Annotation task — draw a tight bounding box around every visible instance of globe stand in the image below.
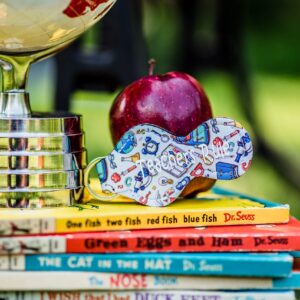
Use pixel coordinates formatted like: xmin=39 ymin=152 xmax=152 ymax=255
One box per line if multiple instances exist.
xmin=0 ymin=92 xmax=31 ymax=116
xmin=0 ymin=93 xmax=86 ymax=208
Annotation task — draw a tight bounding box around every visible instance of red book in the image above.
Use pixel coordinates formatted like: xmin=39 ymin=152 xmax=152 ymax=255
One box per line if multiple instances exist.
xmin=1 ymin=218 xmax=300 ymax=254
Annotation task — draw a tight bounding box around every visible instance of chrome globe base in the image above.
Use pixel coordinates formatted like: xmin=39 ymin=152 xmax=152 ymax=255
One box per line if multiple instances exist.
xmin=0 ymin=106 xmax=86 ymax=208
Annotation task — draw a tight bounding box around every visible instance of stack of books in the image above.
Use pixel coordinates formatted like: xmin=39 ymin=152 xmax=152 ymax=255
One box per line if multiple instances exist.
xmin=0 ymin=187 xmax=299 ymax=300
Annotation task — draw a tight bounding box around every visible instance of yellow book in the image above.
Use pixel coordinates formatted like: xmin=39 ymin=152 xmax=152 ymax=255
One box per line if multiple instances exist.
xmin=0 ymin=187 xmax=289 ymax=236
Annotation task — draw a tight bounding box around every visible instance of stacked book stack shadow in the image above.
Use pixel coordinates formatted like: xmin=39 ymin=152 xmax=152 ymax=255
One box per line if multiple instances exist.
xmin=0 ymin=188 xmax=299 ymax=300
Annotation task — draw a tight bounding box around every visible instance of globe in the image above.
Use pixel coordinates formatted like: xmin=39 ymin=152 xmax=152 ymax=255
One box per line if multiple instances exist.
xmin=0 ymin=0 xmax=117 ymax=92
xmin=0 ymin=0 xmax=117 ymax=54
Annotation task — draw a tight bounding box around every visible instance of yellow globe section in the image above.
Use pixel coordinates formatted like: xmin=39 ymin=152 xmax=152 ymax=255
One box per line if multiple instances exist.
xmin=0 ymin=0 xmax=116 ymax=53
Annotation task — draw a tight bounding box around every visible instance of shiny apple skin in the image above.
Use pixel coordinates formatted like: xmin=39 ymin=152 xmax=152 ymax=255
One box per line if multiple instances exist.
xmin=110 ymin=71 xmax=216 ymax=196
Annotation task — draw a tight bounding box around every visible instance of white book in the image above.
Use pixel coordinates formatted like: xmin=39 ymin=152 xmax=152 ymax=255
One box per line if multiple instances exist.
xmin=0 ymin=290 xmax=295 ymax=300
xmin=0 ymin=271 xmax=275 ymax=291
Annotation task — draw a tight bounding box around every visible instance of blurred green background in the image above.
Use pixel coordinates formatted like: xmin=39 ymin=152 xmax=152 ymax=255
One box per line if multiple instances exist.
xmin=28 ymin=0 xmax=300 ymax=217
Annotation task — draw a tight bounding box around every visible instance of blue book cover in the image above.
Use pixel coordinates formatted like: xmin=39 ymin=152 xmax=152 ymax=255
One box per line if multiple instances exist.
xmin=9 ymin=252 xmax=293 ymax=277
xmin=273 ymin=272 xmax=300 ymax=289
xmin=291 ymin=251 xmax=300 ymax=257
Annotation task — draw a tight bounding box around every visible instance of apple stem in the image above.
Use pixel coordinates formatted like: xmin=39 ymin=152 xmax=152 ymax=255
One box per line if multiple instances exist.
xmin=148 ymin=58 xmax=156 ymax=76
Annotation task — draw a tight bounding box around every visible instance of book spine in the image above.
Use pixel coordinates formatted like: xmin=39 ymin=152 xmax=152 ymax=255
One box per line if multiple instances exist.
xmin=1 ymin=231 xmax=300 ymax=254
xmin=0 ymin=271 xmax=275 ymax=291
xmin=2 ymin=253 xmax=293 ymax=277
xmin=0 ymin=236 xmax=66 ymax=254
xmin=0 ymin=290 xmax=295 ymax=300
xmin=0 ymin=207 xmax=289 ymax=236
xmin=67 ymin=233 xmax=300 ymax=253
xmin=56 ymin=207 xmax=290 ymax=233
xmin=0 ymin=219 xmax=55 ymax=236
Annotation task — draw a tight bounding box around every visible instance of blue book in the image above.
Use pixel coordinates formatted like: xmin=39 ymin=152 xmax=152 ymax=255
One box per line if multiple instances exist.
xmin=9 ymin=252 xmax=293 ymax=277
xmin=291 ymin=251 xmax=300 ymax=257
xmin=274 ymin=272 xmax=300 ymax=289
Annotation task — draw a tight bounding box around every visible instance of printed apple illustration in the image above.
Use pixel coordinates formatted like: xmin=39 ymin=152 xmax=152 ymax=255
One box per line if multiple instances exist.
xmin=110 ymin=60 xmax=216 ymax=196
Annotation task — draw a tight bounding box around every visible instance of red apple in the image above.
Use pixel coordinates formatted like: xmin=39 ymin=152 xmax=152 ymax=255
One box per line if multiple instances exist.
xmin=109 ymin=60 xmax=216 ymax=196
